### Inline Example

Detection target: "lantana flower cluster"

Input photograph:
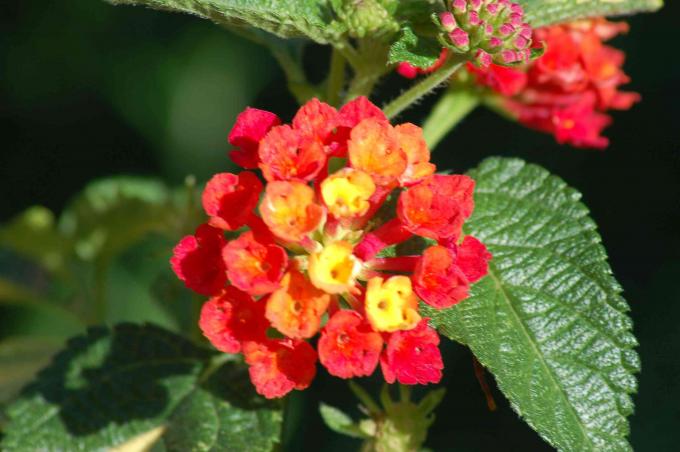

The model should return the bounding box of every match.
[468,19,639,148]
[171,97,491,399]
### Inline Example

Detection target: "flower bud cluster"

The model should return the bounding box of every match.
[437,0,533,67]
[171,97,491,398]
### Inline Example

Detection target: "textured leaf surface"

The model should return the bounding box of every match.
[388,26,441,69]
[105,0,340,44]
[520,0,663,27]
[426,158,639,451]
[1,324,281,451]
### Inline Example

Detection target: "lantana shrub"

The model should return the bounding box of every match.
[0,0,663,451]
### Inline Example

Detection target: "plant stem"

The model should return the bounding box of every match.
[345,71,381,101]
[269,46,319,104]
[326,48,346,106]
[383,54,466,120]
[422,88,480,150]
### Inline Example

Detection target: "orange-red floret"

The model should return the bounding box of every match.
[266,269,330,339]
[413,245,470,309]
[229,107,281,169]
[318,310,384,378]
[397,174,475,240]
[348,118,407,188]
[259,124,327,182]
[395,123,436,186]
[243,338,317,399]
[198,286,269,353]
[380,319,443,385]
[222,231,288,296]
[202,171,263,230]
[260,181,325,243]
[170,224,227,296]
[292,98,339,145]
[456,236,492,283]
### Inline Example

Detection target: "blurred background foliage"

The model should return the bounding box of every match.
[0,0,678,450]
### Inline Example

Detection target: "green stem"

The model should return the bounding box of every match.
[345,71,381,101]
[326,48,346,107]
[422,88,480,150]
[383,54,466,120]
[269,46,319,104]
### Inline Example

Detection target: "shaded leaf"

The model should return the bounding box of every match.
[426,158,639,451]
[319,403,366,439]
[0,324,281,451]
[105,0,341,44]
[520,0,663,27]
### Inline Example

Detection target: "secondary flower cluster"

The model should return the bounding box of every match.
[171,97,491,398]
[468,19,639,148]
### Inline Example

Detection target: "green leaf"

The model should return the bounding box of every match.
[520,0,663,27]
[1,324,281,451]
[319,403,367,439]
[105,0,341,44]
[426,158,639,451]
[388,26,441,69]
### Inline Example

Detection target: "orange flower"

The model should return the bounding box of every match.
[266,270,330,339]
[348,118,407,188]
[260,181,325,243]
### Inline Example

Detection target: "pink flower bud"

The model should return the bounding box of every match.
[510,3,524,14]
[453,0,467,13]
[469,11,481,26]
[501,49,520,63]
[499,23,515,36]
[514,36,529,49]
[439,12,457,32]
[488,37,503,48]
[519,24,532,39]
[470,0,483,9]
[509,13,522,26]
[485,3,499,15]
[450,28,470,48]
[475,49,492,68]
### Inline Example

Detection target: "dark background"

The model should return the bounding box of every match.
[1,1,678,450]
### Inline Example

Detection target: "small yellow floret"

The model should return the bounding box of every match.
[321,168,376,218]
[308,241,361,294]
[365,276,421,332]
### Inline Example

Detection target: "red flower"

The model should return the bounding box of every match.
[222,231,288,296]
[470,19,639,149]
[413,237,491,308]
[456,235,492,283]
[397,174,475,240]
[381,319,443,385]
[292,98,339,145]
[198,286,269,353]
[243,338,317,399]
[413,245,470,309]
[466,62,527,96]
[259,125,327,182]
[202,171,263,230]
[318,310,384,378]
[229,107,281,169]
[170,224,226,296]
